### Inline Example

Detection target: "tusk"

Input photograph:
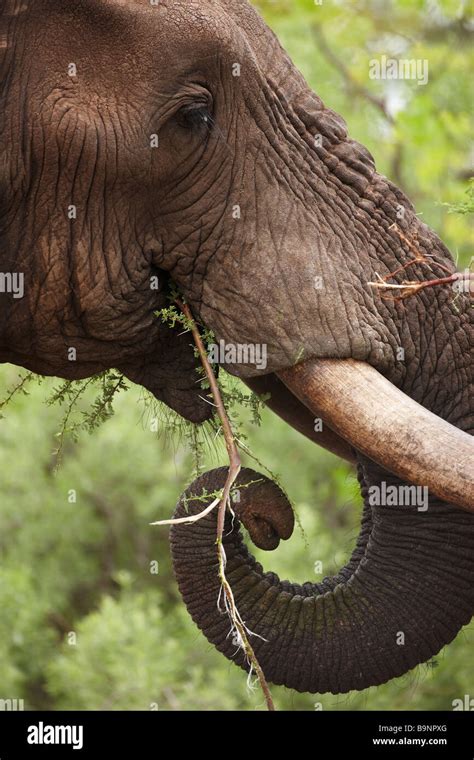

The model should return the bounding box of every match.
[278,358,474,512]
[244,374,356,464]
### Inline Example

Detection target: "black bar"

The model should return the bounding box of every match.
[0,710,472,757]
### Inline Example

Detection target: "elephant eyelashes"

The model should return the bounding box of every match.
[175,103,213,134]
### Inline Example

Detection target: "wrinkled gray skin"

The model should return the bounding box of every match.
[1,0,472,694]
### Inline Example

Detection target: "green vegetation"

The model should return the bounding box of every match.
[0,1,472,711]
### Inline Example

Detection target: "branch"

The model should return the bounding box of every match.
[0,371,34,410]
[155,299,276,711]
[176,300,241,538]
[369,271,472,301]
[367,223,470,301]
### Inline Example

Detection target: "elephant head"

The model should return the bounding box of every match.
[1,0,473,694]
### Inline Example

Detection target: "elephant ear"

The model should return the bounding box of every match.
[117,322,214,424]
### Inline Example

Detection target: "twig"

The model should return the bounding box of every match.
[368,271,470,301]
[150,495,221,526]
[0,371,34,410]
[368,223,461,301]
[160,299,275,711]
[385,223,452,280]
[216,544,275,711]
[52,377,96,468]
[175,300,242,538]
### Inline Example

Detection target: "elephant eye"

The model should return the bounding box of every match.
[175,103,213,134]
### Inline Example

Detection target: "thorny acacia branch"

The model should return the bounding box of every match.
[368,223,473,301]
[154,299,276,711]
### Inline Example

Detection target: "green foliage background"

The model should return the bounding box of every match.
[0,0,472,711]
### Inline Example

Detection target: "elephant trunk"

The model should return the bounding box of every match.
[171,465,474,694]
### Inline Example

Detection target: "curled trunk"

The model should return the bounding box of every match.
[171,466,474,694]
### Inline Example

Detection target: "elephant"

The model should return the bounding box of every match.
[0,0,473,696]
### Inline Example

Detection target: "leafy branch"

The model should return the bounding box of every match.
[0,371,36,415]
[47,372,129,467]
[0,296,273,480]
[440,179,474,216]
[154,299,276,711]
